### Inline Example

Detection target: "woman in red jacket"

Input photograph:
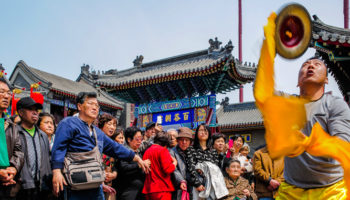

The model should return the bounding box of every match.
[142,131,177,200]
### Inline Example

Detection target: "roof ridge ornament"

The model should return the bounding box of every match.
[225,40,234,53]
[133,55,144,68]
[208,37,222,53]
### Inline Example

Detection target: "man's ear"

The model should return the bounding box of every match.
[17,109,23,117]
[325,76,328,85]
[77,103,82,111]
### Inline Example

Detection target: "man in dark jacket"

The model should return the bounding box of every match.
[16,97,51,200]
[0,78,24,200]
[170,127,193,200]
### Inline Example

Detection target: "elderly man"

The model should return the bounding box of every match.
[0,78,24,200]
[276,57,350,200]
[170,127,193,200]
[51,92,149,199]
[167,129,178,148]
[16,97,51,200]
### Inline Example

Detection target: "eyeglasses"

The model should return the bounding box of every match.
[133,136,143,142]
[86,101,100,108]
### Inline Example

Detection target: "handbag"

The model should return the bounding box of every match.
[63,129,105,190]
[181,190,190,200]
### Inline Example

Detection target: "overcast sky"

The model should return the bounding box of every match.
[0,0,346,104]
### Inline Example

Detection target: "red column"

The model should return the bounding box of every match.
[238,0,243,102]
[63,99,68,118]
[345,0,349,29]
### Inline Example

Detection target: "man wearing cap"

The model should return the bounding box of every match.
[16,97,51,200]
[170,127,193,200]
[0,78,24,200]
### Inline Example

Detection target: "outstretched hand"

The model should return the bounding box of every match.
[134,155,151,174]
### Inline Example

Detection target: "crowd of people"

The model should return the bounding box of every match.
[0,77,284,200]
[0,56,349,200]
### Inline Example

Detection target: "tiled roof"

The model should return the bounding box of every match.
[95,41,256,88]
[217,101,264,130]
[312,15,350,45]
[97,51,227,87]
[309,16,350,99]
[13,61,124,109]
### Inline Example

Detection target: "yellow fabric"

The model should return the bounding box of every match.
[276,180,347,200]
[254,12,350,199]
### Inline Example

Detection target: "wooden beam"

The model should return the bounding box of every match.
[166,82,177,99]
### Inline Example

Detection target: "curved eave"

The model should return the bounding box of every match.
[228,60,256,83]
[50,88,123,110]
[99,57,256,91]
[312,15,350,46]
[11,60,52,88]
[98,56,229,89]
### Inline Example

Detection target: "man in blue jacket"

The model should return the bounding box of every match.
[51,92,149,199]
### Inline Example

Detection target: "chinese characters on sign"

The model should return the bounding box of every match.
[152,109,193,126]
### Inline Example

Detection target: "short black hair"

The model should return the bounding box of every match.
[0,77,11,89]
[124,126,141,145]
[212,133,226,145]
[98,113,116,129]
[232,134,245,144]
[111,126,124,140]
[76,92,97,104]
[153,131,171,147]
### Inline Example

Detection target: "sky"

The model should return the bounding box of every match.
[0,0,346,104]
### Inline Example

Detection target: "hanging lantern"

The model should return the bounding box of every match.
[11,88,23,116]
[30,82,44,105]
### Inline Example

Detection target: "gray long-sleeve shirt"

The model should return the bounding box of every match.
[284,94,350,188]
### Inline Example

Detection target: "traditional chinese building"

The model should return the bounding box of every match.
[310,15,350,103]
[9,60,124,122]
[82,38,257,131]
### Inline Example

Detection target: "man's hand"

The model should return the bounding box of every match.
[243,189,250,197]
[0,169,10,182]
[102,183,116,195]
[155,123,163,133]
[105,171,117,183]
[251,182,255,191]
[6,167,17,177]
[196,185,205,192]
[0,168,16,185]
[180,182,187,191]
[52,169,67,197]
[269,179,280,190]
[133,155,151,174]
[144,159,151,168]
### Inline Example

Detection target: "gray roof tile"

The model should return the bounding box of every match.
[217,102,263,127]
[17,61,124,108]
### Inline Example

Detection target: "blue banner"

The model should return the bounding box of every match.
[152,109,194,126]
[138,96,209,114]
